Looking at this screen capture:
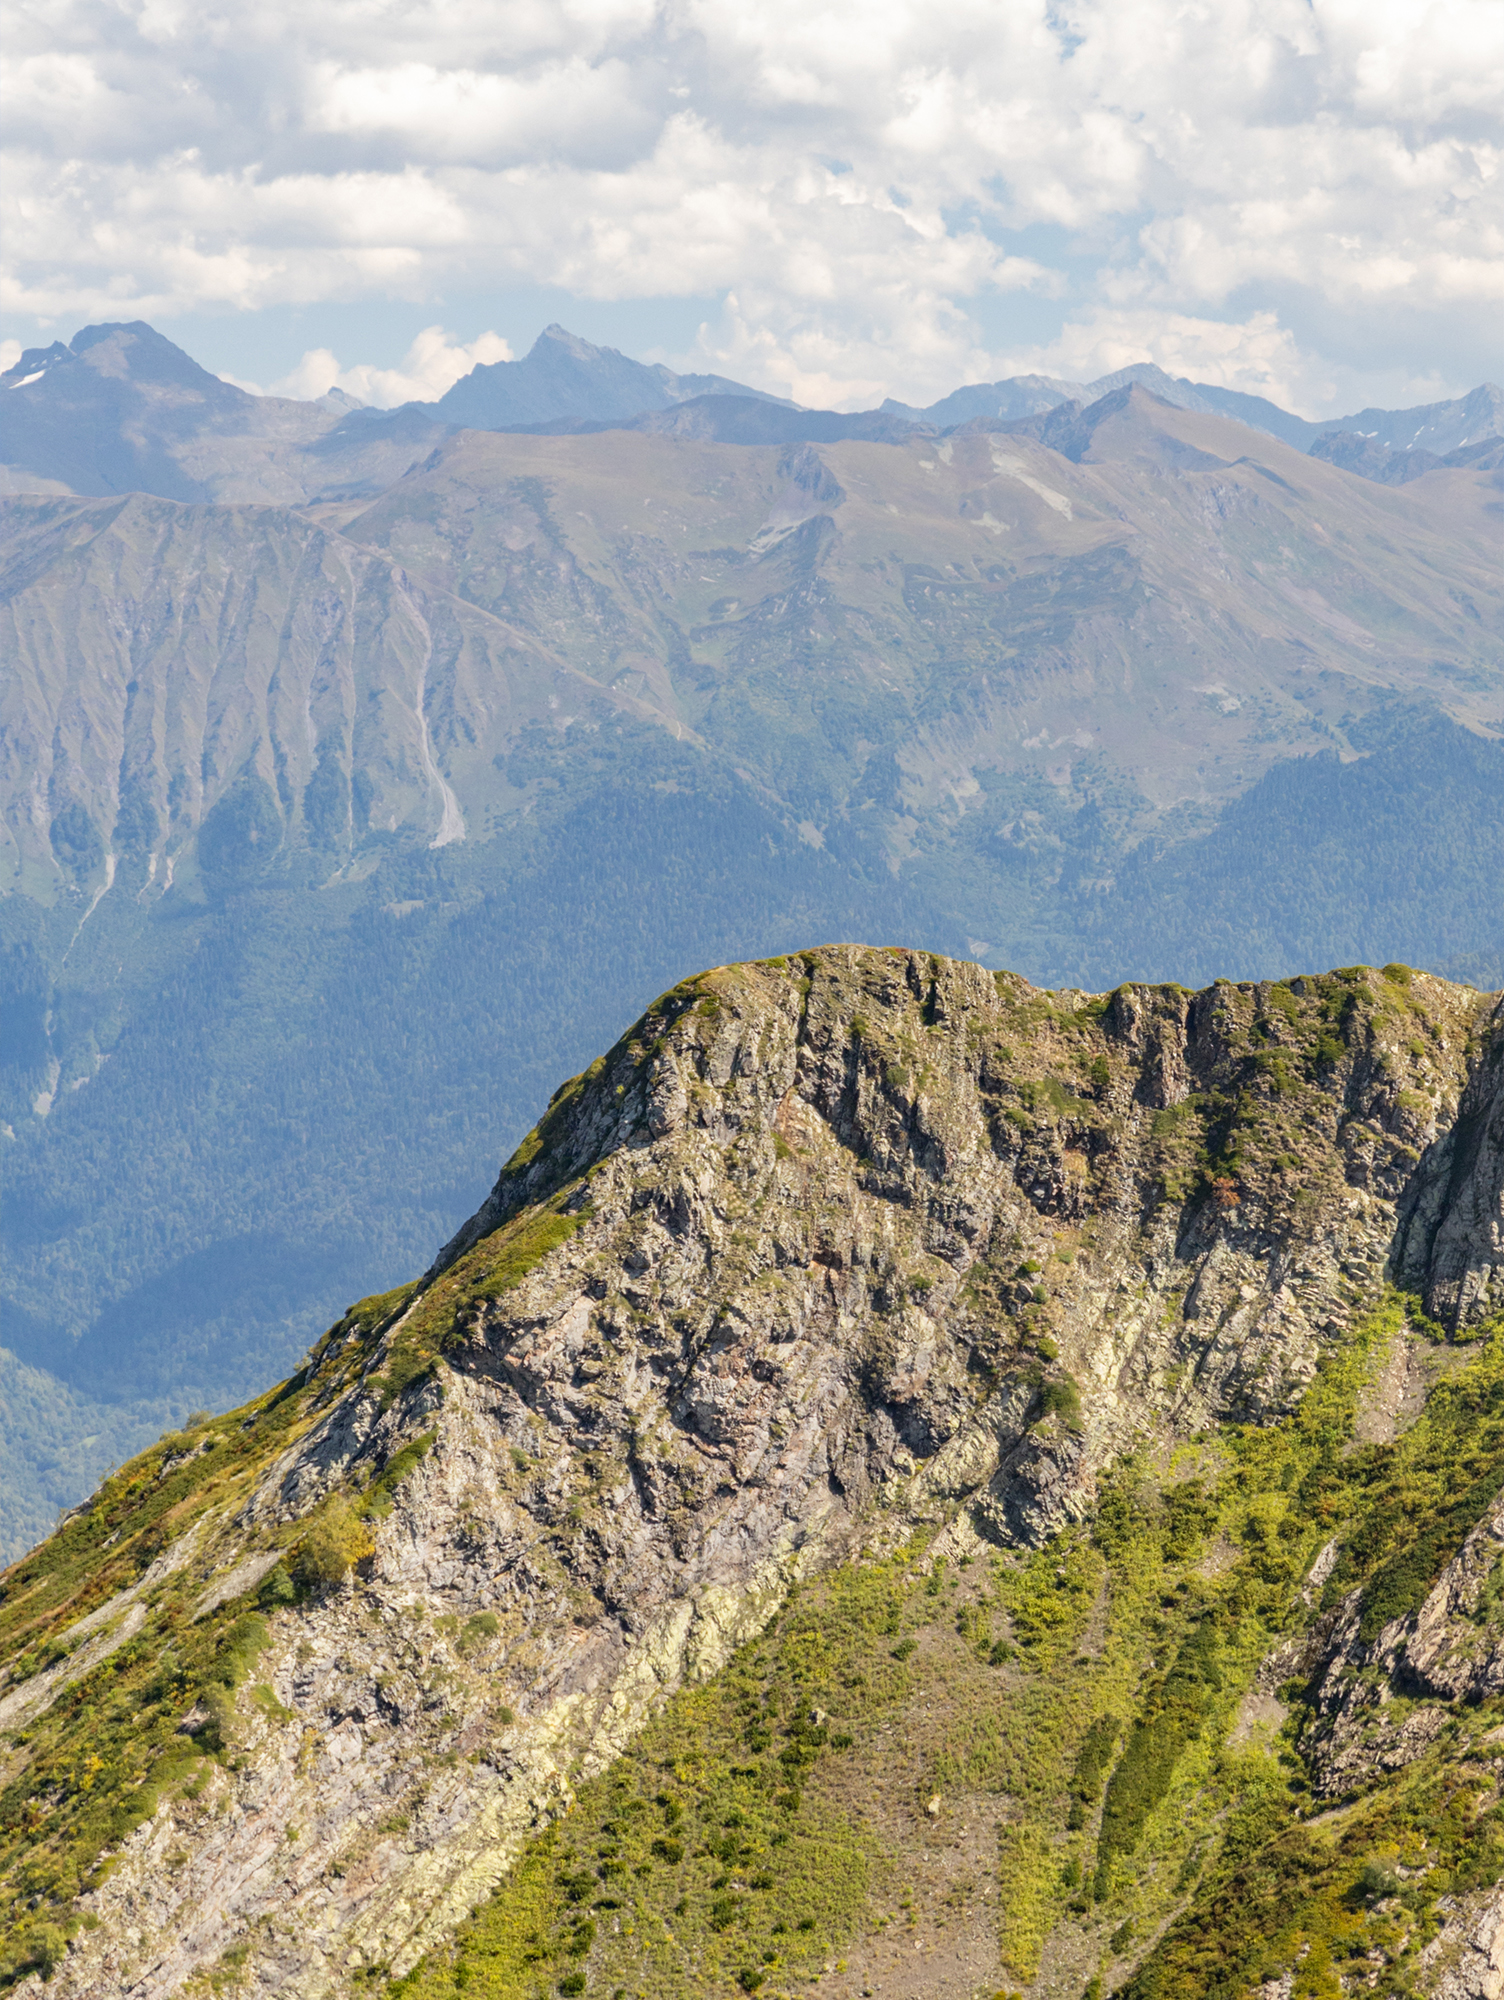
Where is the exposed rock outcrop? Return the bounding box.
[1398,1022,1504,1329]
[5,948,1502,1998]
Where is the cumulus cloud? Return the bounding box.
[1,0,1500,411]
[229,324,514,406]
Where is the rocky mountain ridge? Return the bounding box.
[427,325,793,431]
[4,322,1499,508]
[9,389,1500,916]
[4,945,1504,1999]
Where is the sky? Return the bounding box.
[2,0,1501,415]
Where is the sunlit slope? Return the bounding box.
[6,389,1502,911]
[3,949,1504,1999]
[332,388,1504,839]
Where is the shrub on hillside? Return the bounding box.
[291,1498,373,1590]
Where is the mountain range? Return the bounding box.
[2,945,1504,2000]
[4,320,1501,507]
[0,319,1502,1561]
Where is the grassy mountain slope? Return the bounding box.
[2,946,1503,2000]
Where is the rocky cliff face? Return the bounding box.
[1398,1021,1504,1331]
[3,946,1503,1999]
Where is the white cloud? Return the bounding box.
[1001,309,1355,415]
[237,324,513,405]
[306,58,655,167]
[1,0,1500,412]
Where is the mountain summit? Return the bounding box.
[427,323,792,430]
[3,946,1504,1998]
[0,321,355,503]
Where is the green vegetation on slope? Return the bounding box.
[395,1565,917,2000]
[1122,1747,1504,2000]
[373,1198,591,1407]
[386,1291,1504,2000]
[0,1299,424,1988]
[0,1392,306,1985]
[962,1294,1397,1985]
[1125,1306,1504,2000]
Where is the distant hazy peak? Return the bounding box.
[530,323,613,360]
[973,380,1249,471]
[0,319,341,503]
[1328,381,1504,455]
[1068,361,1183,399]
[425,323,794,431]
[1,341,72,389]
[881,361,1504,462]
[3,320,249,403]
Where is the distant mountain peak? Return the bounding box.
[531,323,615,359]
[1,341,71,390]
[0,319,333,502]
[426,322,791,431]
[52,320,240,397]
